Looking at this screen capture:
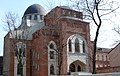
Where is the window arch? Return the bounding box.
[15,42,26,57]
[68,39,72,52]
[75,38,80,52]
[77,65,81,72]
[50,64,54,75]
[69,63,75,72]
[49,43,54,49]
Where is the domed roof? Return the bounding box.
[23,4,46,16]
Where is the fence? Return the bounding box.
[51,72,120,76]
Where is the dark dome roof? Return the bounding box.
[24,4,46,16]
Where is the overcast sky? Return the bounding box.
[0,0,120,56]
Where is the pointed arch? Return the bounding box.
[75,38,80,52]
[69,63,75,72]
[49,43,54,49]
[68,39,72,52]
[48,41,58,75]
[14,42,26,76]
[48,41,56,50]
[69,60,86,72]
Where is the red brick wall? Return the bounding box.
[109,43,120,67]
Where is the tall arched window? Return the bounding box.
[77,65,81,72]
[69,63,75,72]
[83,41,85,53]
[50,64,54,75]
[75,38,80,52]
[68,39,72,52]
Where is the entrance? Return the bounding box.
[69,60,86,72]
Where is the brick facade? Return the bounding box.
[96,43,120,73]
[109,43,120,67]
[96,48,110,73]
[3,4,93,76]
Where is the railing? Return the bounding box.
[50,72,120,76]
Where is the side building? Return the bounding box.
[96,48,110,73]
[3,4,93,76]
[109,43,120,72]
[96,43,120,73]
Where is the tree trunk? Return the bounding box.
[92,25,101,74]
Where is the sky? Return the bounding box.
[0,0,120,56]
[0,0,65,56]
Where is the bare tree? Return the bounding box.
[113,25,120,45]
[68,0,120,74]
[3,12,27,76]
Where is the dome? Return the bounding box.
[23,4,46,16]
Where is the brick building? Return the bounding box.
[3,4,93,76]
[109,43,120,67]
[96,48,110,68]
[96,43,120,73]
[108,43,120,72]
[95,48,110,73]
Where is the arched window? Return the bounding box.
[69,63,75,72]
[82,41,85,53]
[77,65,81,72]
[34,15,37,20]
[50,43,54,49]
[75,38,80,52]
[68,39,72,52]
[50,64,54,75]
